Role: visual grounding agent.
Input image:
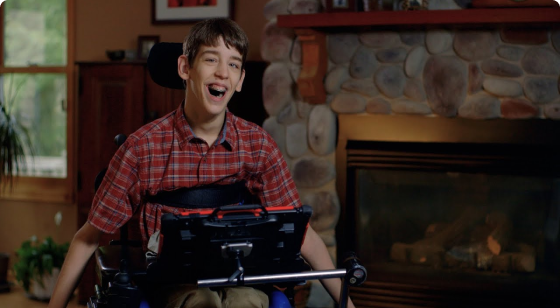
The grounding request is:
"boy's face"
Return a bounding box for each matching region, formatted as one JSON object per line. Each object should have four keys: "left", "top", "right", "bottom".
{"left": 179, "top": 36, "right": 245, "bottom": 118}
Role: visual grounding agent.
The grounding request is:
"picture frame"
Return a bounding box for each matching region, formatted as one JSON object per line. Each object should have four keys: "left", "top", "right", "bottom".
{"left": 325, "top": 0, "right": 358, "bottom": 12}
{"left": 137, "top": 36, "right": 160, "bottom": 60}
{"left": 152, "top": 0, "right": 232, "bottom": 24}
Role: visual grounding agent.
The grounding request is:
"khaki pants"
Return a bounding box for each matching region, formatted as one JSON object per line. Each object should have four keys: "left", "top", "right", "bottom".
{"left": 147, "top": 284, "right": 269, "bottom": 308}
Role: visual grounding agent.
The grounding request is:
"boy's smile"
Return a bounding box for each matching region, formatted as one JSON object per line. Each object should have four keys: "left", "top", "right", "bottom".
{"left": 179, "top": 37, "right": 245, "bottom": 121}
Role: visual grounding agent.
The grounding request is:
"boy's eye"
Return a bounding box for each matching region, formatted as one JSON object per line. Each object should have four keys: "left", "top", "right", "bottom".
{"left": 230, "top": 63, "right": 240, "bottom": 69}
{"left": 205, "top": 58, "right": 217, "bottom": 63}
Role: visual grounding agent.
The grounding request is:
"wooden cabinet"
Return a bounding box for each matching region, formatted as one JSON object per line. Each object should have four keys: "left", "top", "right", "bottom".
{"left": 76, "top": 62, "right": 182, "bottom": 303}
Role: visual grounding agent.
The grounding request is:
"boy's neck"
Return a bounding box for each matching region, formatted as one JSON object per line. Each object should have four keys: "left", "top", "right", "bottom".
{"left": 183, "top": 105, "right": 226, "bottom": 147}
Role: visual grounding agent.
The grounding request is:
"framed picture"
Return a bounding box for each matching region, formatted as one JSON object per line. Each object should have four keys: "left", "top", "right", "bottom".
{"left": 152, "top": 0, "right": 232, "bottom": 24}
{"left": 325, "top": 0, "right": 358, "bottom": 12}
{"left": 137, "top": 36, "right": 160, "bottom": 60}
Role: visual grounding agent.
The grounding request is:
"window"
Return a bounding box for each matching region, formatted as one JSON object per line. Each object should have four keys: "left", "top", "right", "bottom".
{"left": 1, "top": 0, "right": 74, "bottom": 202}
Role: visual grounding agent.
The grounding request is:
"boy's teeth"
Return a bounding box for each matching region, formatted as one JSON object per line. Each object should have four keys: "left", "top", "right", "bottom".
{"left": 209, "top": 85, "right": 226, "bottom": 97}
{"left": 209, "top": 85, "right": 226, "bottom": 92}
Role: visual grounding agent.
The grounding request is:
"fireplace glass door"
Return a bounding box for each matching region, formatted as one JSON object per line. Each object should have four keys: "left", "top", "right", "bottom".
{"left": 341, "top": 141, "right": 560, "bottom": 307}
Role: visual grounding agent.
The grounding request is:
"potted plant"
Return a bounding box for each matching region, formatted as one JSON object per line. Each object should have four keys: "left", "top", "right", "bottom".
{"left": 13, "top": 211, "right": 69, "bottom": 300}
{"left": 12, "top": 235, "right": 69, "bottom": 300}
{"left": 0, "top": 75, "right": 33, "bottom": 189}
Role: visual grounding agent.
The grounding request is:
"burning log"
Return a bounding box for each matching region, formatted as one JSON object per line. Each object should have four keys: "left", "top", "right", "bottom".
{"left": 486, "top": 211, "right": 512, "bottom": 255}
{"left": 492, "top": 242, "right": 536, "bottom": 273}
{"left": 391, "top": 206, "right": 486, "bottom": 267}
{"left": 424, "top": 223, "right": 450, "bottom": 238}
{"left": 445, "top": 242, "right": 494, "bottom": 270}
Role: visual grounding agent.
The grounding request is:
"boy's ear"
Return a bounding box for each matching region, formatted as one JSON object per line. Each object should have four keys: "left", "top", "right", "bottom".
{"left": 235, "top": 69, "right": 245, "bottom": 92}
{"left": 178, "top": 55, "right": 189, "bottom": 81}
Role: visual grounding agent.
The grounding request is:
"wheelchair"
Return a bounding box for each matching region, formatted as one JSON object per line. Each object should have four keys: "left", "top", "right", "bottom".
{"left": 86, "top": 42, "right": 367, "bottom": 308}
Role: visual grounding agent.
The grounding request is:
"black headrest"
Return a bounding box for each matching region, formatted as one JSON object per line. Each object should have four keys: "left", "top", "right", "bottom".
{"left": 147, "top": 42, "right": 185, "bottom": 90}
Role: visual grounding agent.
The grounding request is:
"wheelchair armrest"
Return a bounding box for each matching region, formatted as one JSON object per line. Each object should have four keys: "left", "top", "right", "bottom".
{"left": 95, "top": 245, "right": 148, "bottom": 287}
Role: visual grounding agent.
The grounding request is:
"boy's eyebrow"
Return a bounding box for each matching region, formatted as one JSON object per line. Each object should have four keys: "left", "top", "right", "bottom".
{"left": 200, "top": 50, "right": 242, "bottom": 63}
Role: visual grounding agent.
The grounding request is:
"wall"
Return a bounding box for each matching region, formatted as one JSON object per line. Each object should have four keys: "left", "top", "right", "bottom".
{"left": 75, "top": 0, "right": 269, "bottom": 62}
{"left": 0, "top": 0, "right": 269, "bottom": 269}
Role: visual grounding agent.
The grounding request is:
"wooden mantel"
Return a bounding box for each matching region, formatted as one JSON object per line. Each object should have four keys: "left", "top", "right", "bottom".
{"left": 276, "top": 8, "right": 560, "bottom": 104}
{"left": 277, "top": 8, "right": 560, "bottom": 29}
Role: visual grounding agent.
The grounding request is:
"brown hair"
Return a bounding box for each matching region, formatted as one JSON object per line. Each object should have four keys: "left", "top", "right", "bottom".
{"left": 183, "top": 18, "right": 249, "bottom": 70}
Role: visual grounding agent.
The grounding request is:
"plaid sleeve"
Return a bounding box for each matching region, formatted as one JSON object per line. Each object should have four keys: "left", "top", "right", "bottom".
{"left": 88, "top": 139, "right": 142, "bottom": 234}
{"left": 258, "top": 136, "right": 302, "bottom": 208}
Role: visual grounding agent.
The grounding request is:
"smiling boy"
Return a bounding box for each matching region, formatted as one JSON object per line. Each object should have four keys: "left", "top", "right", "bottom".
{"left": 48, "top": 18, "right": 354, "bottom": 308}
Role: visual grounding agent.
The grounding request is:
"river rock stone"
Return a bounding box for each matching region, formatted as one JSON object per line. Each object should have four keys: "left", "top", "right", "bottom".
{"left": 262, "top": 116, "right": 286, "bottom": 154}
{"left": 544, "top": 103, "right": 560, "bottom": 120}
{"left": 374, "top": 66, "right": 406, "bottom": 98}
{"left": 468, "top": 63, "right": 484, "bottom": 94}
{"left": 481, "top": 59, "right": 523, "bottom": 78}
{"left": 288, "top": 61, "right": 301, "bottom": 83}
{"left": 400, "top": 31, "right": 425, "bottom": 46}
{"left": 500, "top": 28, "right": 548, "bottom": 45}
{"left": 301, "top": 191, "right": 340, "bottom": 232}
{"left": 501, "top": 98, "right": 539, "bottom": 119}
{"left": 350, "top": 46, "right": 378, "bottom": 79}
{"left": 286, "top": 122, "right": 309, "bottom": 158}
{"left": 524, "top": 77, "right": 559, "bottom": 104}
{"left": 288, "top": 0, "right": 321, "bottom": 14}
{"left": 263, "top": 62, "right": 293, "bottom": 116}
{"left": 325, "top": 65, "right": 350, "bottom": 94}
{"left": 297, "top": 99, "right": 313, "bottom": 119}
{"left": 308, "top": 104, "right": 336, "bottom": 156}
{"left": 483, "top": 78, "right": 523, "bottom": 97}
{"left": 426, "top": 29, "right": 453, "bottom": 54}
{"left": 423, "top": 56, "right": 467, "bottom": 117}
{"left": 366, "top": 97, "right": 391, "bottom": 114}
{"left": 405, "top": 46, "right": 427, "bottom": 78}
{"left": 328, "top": 33, "right": 360, "bottom": 64}
{"left": 263, "top": 0, "right": 289, "bottom": 20}
{"left": 277, "top": 101, "right": 299, "bottom": 125}
{"left": 292, "top": 157, "right": 335, "bottom": 188}
{"left": 330, "top": 92, "right": 367, "bottom": 113}
{"left": 521, "top": 47, "right": 560, "bottom": 76}
{"left": 497, "top": 45, "right": 525, "bottom": 61}
{"left": 359, "top": 31, "right": 401, "bottom": 48}
{"left": 291, "top": 38, "right": 302, "bottom": 64}
{"left": 377, "top": 48, "right": 407, "bottom": 63}
{"left": 261, "top": 20, "right": 295, "bottom": 62}
{"left": 392, "top": 99, "right": 432, "bottom": 115}
{"left": 553, "top": 30, "right": 560, "bottom": 53}
{"left": 454, "top": 30, "right": 498, "bottom": 61}
{"left": 458, "top": 93, "right": 500, "bottom": 119}
{"left": 404, "top": 78, "right": 426, "bottom": 102}
{"left": 342, "top": 78, "right": 379, "bottom": 97}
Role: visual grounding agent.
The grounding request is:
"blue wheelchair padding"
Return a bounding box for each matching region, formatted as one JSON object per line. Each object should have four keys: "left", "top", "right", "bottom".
{"left": 270, "top": 290, "right": 292, "bottom": 308}
{"left": 139, "top": 299, "right": 150, "bottom": 308}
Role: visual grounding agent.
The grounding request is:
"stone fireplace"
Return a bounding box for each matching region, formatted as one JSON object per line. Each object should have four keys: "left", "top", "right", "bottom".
{"left": 260, "top": 0, "right": 560, "bottom": 306}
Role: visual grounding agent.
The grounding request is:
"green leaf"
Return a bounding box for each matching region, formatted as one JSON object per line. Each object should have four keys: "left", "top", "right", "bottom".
{"left": 12, "top": 236, "right": 69, "bottom": 292}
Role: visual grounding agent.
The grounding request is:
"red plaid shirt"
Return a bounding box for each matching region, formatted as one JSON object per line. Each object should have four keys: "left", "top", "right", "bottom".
{"left": 88, "top": 103, "right": 301, "bottom": 247}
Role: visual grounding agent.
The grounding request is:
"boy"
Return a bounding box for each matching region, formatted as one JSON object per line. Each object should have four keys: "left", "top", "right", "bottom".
{"left": 48, "top": 18, "right": 355, "bottom": 308}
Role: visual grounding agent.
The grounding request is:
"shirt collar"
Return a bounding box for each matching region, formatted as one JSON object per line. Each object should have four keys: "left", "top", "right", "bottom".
{"left": 174, "top": 102, "right": 236, "bottom": 151}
